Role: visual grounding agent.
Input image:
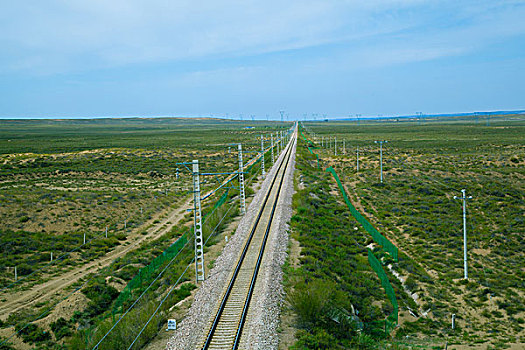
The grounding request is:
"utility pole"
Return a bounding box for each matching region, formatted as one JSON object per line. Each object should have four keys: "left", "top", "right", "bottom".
{"left": 271, "top": 133, "right": 275, "bottom": 164}
{"left": 334, "top": 137, "right": 337, "bottom": 156}
{"left": 277, "top": 132, "right": 281, "bottom": 156}
{"left": 105, "top": 226, "right": 108, "bottom": 238}
{"left": 280, "top": 110, "right": 285, "bottom": 124}
{"left": 191, "top": 160, "right": 205, "bottom": 282}
{"left": 238, "top": 144, "right": 246, "bottom": 215}
{"left": 343, "top": 139, "right": 345, "bottom": 154}
{"left": 374, "top": 141, "right": 388, "bottom": 183}
{"left": 260, "top": 135, "right": 266, "bottom": 177}
{"left": 454, "top": 189, "right": 473, "bottom": 280}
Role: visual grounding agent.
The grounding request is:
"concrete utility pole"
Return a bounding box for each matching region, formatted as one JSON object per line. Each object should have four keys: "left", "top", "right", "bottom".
{"left": 343, "top": 140, "right": 345, "bottom": 154}
{"left": 192, "top": 160, "right": 205, "bottom": 282}
{"left": 277, "top": 133, "right": 280, "bottom": 156}
{"left": 271, "top": 133, "right": 275, "bottom": 164}
{"left": 374, "top": 140, "right": 387, "bottom": 183}
{"left": 105, "top": 226, "right": 108, "bottom": 238}
{"left": 260, "top": 135, "right": 266, "bottom": 177}
{"left": 238, "top": 144, "right": 246, "bottom": 215}
{"left": 334, "top": 137, "right": 337, "bottom": 156}
{"left": 454, "top": 189, "right": 473, "bottom": 280}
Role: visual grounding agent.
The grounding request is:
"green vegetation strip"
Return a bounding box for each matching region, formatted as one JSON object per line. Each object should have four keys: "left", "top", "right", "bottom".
{"left": 325, "top": 166, "right": 398, "bottom": 261}
{"left": 301, "top": 127, "right": 399, "bottom": 335}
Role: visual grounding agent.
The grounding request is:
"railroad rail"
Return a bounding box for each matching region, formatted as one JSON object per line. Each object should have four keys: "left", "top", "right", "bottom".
{"left": 198, "top": 128, "right": 297, "bottom": 350}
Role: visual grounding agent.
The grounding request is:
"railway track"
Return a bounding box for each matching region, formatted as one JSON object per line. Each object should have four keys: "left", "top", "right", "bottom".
{"left": 198, "top": 128, "right": 296, "bottom": 350}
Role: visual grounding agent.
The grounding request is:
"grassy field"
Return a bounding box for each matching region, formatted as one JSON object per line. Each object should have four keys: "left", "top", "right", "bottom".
{"left": 301, "top": 115, "right": 524, "bottom": 348}
{"left": 0, "top": 117, "right": 290, "bottom": 349}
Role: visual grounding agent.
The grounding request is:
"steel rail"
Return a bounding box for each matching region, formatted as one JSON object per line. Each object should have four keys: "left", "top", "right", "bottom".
{"left": 201, "top": 130, "right": 296, "bottom": 350}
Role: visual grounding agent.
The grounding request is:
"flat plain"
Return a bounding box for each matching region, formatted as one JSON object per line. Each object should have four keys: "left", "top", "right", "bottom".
{"left": 296, "top": 115, "right": 524, "bottom": 348}
{"left": 0, "top": 118, "right": 286, "bottom": 349}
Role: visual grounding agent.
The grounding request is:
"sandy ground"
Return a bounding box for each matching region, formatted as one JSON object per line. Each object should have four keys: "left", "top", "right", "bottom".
{"left": 0, "top": 195, "right": 193, "bottom": 334}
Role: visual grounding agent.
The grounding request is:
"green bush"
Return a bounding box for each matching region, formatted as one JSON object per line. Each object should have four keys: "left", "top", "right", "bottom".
{"left": 405, "top": 274, "right": 417, "bottom": 292}
{"left": 14, "top": 323, "right": 51, "bottom": 344}
{"left": 50, "top": 317, "right": 73, "bottom": 340}
{"left": 81, "top": 278, "right": 119, "bottom": 317}
{"left": 291, "top": 329, "right": 339, "bottom": 350}
{"left": 16, "top": 263, "right": 33, "bottom": 276}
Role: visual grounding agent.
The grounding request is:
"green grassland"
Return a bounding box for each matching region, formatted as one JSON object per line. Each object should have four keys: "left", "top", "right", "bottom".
{"left": 0, "top": 118, "right": 287, "bottom": 287}
{"left": 0, "top": 117, "right": 289, "bottom": 349}
{"left": 285, "top": 138, "right": 398, "bottom": 349}
{"left": 302, "top": 115, "right": 524, "bottom": 347}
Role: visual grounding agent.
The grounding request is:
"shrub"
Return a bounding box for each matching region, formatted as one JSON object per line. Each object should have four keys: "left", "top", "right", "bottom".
{"left": 291, "top": 329, "right": 338, "bottom": 350}
{"left": 405, "top": 274, "right": 418, "bottom": 292}
{"left": 16, "top": 263, "right": 33, "bottom": 276}
{"left": 14, "top": 323, "right": 51, "bottom": 344}
{"left": 50, "top": 317, "right": 73, "bottom": 340}
{"left": 81, "top": 278, "right": 119, "bottom": 317}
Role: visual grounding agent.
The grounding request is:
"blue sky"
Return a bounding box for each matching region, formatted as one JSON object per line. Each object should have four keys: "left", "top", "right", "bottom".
{"left": 1, "top": 0, "right": 524, "bottom": 119}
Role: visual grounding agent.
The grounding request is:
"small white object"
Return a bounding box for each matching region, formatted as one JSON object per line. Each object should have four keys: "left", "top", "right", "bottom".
{"left": 225, "top": 236, "right": 228, "bottom": 243}
{"left": 166, "top": 319, "right": 177, "bottom": 331}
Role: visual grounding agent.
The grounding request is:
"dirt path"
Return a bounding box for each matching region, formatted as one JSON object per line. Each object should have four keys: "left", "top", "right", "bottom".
{"left": 0, "top": 195, "right": 193, "bottom": 320}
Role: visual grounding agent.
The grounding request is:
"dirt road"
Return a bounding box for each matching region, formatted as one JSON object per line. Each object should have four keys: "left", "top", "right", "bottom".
{"left": 0, "top": 195, "right": 193, "bottom": 320}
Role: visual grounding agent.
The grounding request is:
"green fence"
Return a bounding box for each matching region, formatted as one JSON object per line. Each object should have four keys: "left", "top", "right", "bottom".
{"left": 299, "top": 128, "right": 399, "bottom": 335}
{"left": 300, "top": 129, "right": 319, "bottom": 167}
{"left": 204, "top": 189, "right": 229, "bottom": 221}
{"left": 112, "top": 232, "right": 189, "bottom": 314}
{"left": 325, "top": 166, "right": 398, "bottom": 261}
{"left": 112, "top": 183, "right": 235, "bottom": 315}
{"left": 368, "top": 249, "right": 399, "bottom": 329}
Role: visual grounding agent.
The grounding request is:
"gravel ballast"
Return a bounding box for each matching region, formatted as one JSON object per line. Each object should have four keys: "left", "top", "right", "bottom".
{"left": 167, "top": 132, "right": 297, "bottom": 350}
{"left": 238, "top": 133, "right": 296, "bottom": 349}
